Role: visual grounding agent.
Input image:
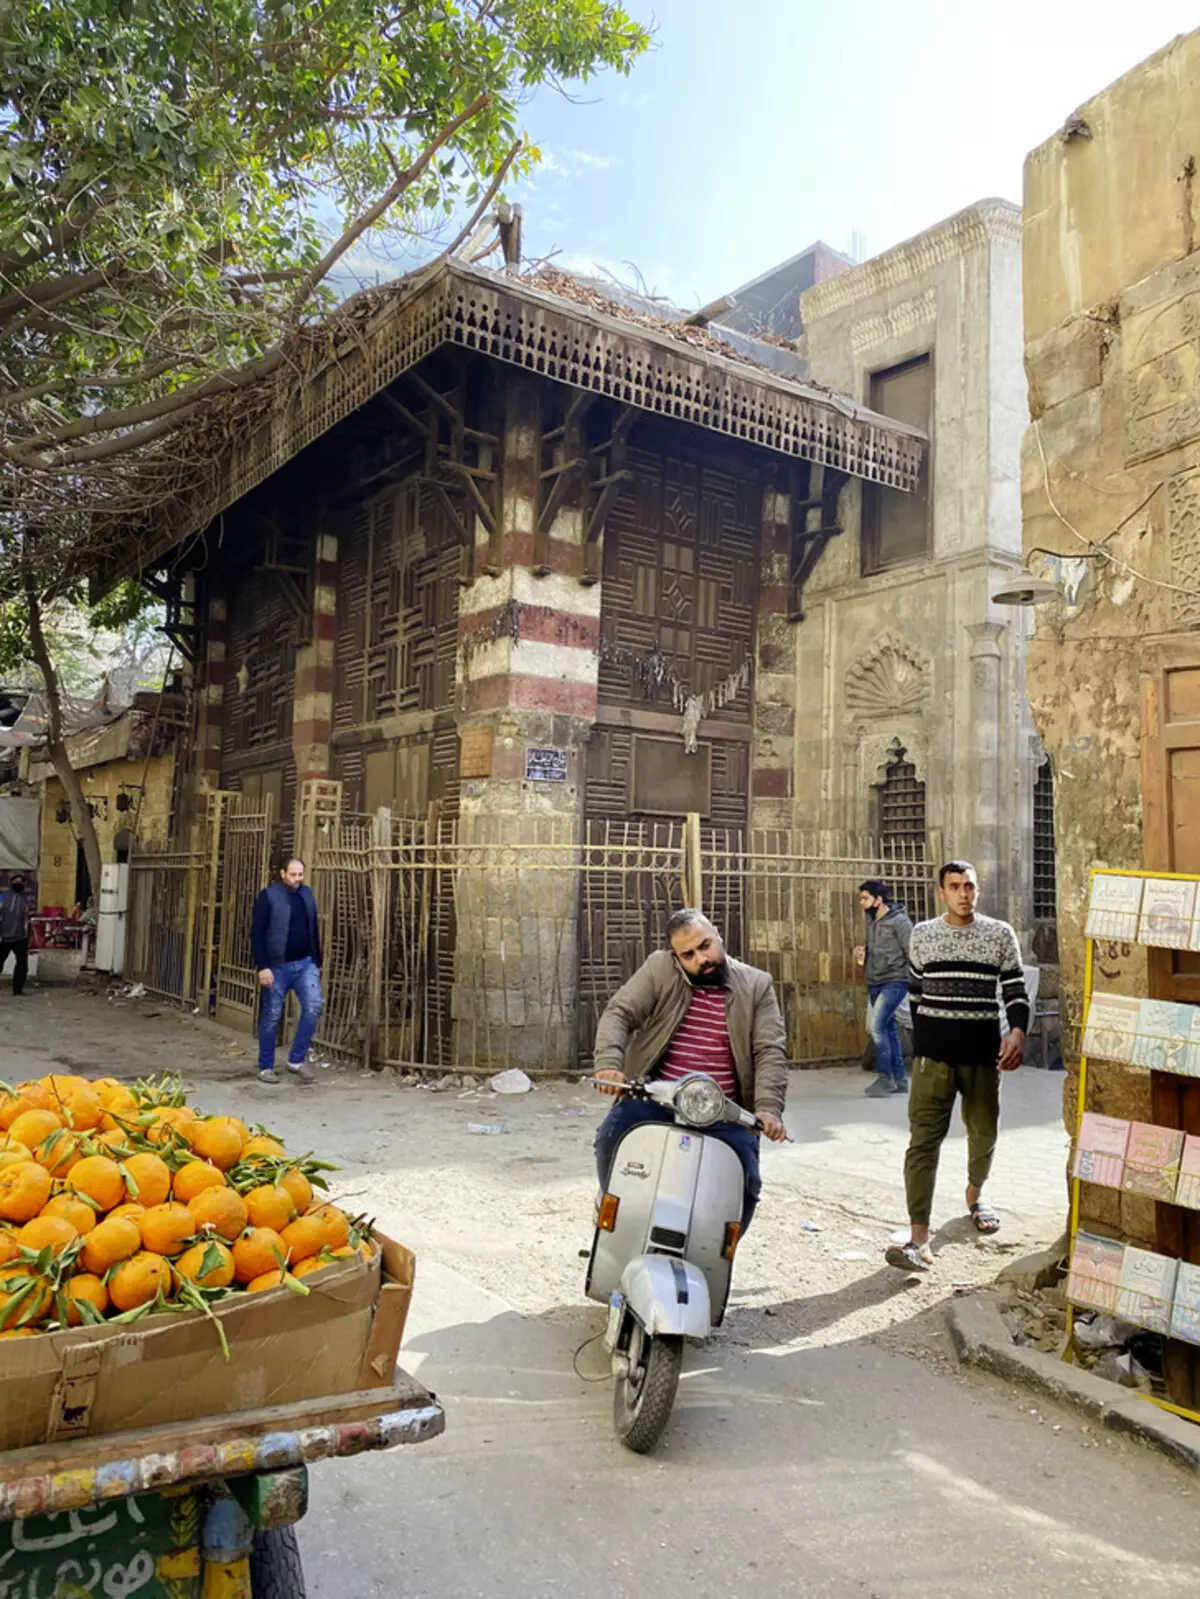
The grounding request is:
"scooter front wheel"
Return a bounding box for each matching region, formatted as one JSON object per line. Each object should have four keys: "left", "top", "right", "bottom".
{"left": 614, "top": 1331, "right": 682, "bottom": 1453}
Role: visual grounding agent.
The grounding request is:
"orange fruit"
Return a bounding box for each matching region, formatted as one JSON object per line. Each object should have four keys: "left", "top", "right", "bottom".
{"left": 187, "top": 1187, "right": 248, "bottom": 1242}
{"left": 246, "top": 1269, "right": 284, "bottom": 1293}
{"left": 243, "top": 1135, "right": 286, "bottom": 1159}
{"left": 0, "top": 1327, "right": 39, "bottom": 1338}
{"left": 81, "top": 1215, "right": 142, "bottom": 1275}
{"left": 232, "top": 1227, "right": 286, "bottom": 1285}
{"left": 94, "top": 1128, "right": 133, "bottom": 1156}
{"left": 108, "top": 1202, "right": 145, "bottom": 1225}
{"left": 0, "top": 1084, "right": 52, "bottom": 1130}
{"left": 0, "top": 1134, "right": 31, "bottom": 1171}
{"left": 0, "top": 1265, "right": 53, "bottom": 1329}
{"left": 244, "top": 1185, "right": 296, "bottom": 1233}
{"left": 290, "top": 1255, "right": 331, "bottom": 1279}
{"left": 138, "top": 1203, "right": 196, "bottom": 1258}
{"left": 145, "top": 1105, "right": 198, "bottom": 1148}
{"left": 307, "top": 1204, "right": 350, "bottom": 1250}
{"left": 172, "top": 1160, "right": 227, "bottom": 1204}
{"left": 8, "top": 1109, "right": 62, "bottom": 1150}
{"left": 174, "top": 1240, "right": 235, "bottom": 1289}
{"left": 32, "top": 1129, "right": 81, "bottom": 1179}
{"left": 98, "top": 1085, "right": 139, "bottom": 1130}
{"left": 279, "top": 1214, "right": 326, "bottom": 1264}
{"left": 278, "top": 1169, "right": 313, "bottom": 1214}
{"left": 0, "top": 1162, "right": 52, "bottom": 1224}
{"left": 0, "top": 1228, "right": 19, "bottom": 1267}
{"left": 67, "top": 1155, "right": 126, "bottom": 1213}
{"left": 109, "top": 1252, "right": 172, "bottom": 1312}
{"left": 16, "top": 1215, "right": 78, "bottom": 1256}
{"left": 41, "top": 1193, "right": 98, "bottom": 1234}
{"left": 60, "top": 1084, "right": 103, "bottom": 1131}
{"left": 189, "top": 1118, "right": 245, "bottom": 1171}
{"left": 120, "top": 1153, "right": 171, "bottom": 1209}
{"left": 66, "top": 1274, "right": 109, "bottom": 1324}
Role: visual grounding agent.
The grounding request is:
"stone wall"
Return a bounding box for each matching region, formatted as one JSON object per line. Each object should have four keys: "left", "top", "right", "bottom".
{"left": 1021, "top": 27, "right": 1200, "bottom": 1237}
{"left": 797, "top": 201, "right": 1038, "bottom": 936}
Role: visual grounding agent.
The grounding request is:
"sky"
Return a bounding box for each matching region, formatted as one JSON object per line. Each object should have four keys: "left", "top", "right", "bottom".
{"left": 502, "top": 0, "right": 1200, "bottom": 310}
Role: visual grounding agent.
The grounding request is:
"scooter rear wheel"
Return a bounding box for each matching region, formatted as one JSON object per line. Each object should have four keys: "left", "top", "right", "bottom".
{"left": 614, "top": 1332, "right": 682, "bottom": 1453}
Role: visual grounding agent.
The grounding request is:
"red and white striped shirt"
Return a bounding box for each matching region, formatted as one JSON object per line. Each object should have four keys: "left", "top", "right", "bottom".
{"left": 658, "top": 986, "right": 738, "bottom": 1097}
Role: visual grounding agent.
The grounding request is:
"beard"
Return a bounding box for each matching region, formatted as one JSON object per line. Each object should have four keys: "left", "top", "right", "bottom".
{"left": 688, "top": 958, "right": 729, "bottom": 988}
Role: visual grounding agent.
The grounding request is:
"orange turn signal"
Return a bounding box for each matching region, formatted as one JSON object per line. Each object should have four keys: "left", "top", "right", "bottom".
{"left": 722, "top": 1221, "right": 741, "bottom": 1261}
{"left": 598, "top": 1193, "right": 620, "bottom": 1232}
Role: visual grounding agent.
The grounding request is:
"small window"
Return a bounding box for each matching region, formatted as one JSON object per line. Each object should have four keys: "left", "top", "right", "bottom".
{"left": 863, "top": 355, "right": 932, "bottom": 573}
{"left": 630, "top": 737, "right": 711, "bottom": 817}
{"left": 875, "top": 739, "right": 932, "bottom": 920}
{"left": 1033, "top": 758, "right": 1058, "bottom": 924}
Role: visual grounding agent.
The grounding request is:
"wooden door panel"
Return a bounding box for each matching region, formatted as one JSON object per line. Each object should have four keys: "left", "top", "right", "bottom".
{"left": 1142, "top": 638, "right": 1200, "bottom": 1406}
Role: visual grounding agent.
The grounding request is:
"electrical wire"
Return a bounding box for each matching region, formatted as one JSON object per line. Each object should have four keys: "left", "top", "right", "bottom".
{"left": 1033, "top": 420, "right": 1200, "bottom": 599}
{"left": 572, "top": 1329, "right": 612, "bottom": 1383}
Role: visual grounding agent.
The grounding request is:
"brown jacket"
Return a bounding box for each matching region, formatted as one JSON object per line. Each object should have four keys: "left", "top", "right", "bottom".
{"left": 593, "top": 950, "right": 789, "bottom": 1116}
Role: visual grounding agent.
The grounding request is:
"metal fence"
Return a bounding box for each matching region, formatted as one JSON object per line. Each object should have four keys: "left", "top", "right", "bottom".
{"left": 127, "top": 780, "right": 934, "bottom": 1074}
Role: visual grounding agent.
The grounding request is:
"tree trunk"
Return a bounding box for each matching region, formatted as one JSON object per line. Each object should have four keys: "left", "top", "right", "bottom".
{"left": 24, "top": 574, "right": 105, "bottom": 905}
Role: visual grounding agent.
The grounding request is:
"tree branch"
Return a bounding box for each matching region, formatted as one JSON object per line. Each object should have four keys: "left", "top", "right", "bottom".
{"left": 287, "top": 91, "right": 492, "bottom": 320}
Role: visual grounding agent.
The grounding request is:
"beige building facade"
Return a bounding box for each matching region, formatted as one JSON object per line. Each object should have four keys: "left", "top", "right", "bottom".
{"left": 796, "top": 202, "right": 1044, "bottom": 940}
{"left": 1022, "top": 28, "right": 1200, "bottom": 1187}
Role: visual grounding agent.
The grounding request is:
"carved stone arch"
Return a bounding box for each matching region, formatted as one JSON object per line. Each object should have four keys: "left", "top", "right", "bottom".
{"left": 844, "top": 633, "right": 931, "bottom": 720}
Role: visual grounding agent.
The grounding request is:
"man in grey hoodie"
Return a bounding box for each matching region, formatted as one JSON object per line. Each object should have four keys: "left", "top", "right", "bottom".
{"left": 855, "top": 880, "right": 913, "bottom": 1097}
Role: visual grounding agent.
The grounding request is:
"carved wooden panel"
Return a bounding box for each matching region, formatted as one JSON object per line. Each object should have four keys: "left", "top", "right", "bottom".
{"left": 222, "top": 569, "right": 297, "bottom": 758}
{"left": 334, "top": 474, "right": 461, "bottom": 730}
{"left": 598, "top": 444, "right": 758, "bottom": 721}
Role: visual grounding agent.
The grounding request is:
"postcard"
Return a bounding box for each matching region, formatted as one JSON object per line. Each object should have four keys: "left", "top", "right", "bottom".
{"left": 1174, "top": 1134, "right": 1200, "bottom": 1210}
{"left": 1170, "top": 1261, "right": 1200, "bottom": 1346}
{"left": 1132, "top": 999, "right": 1197, "bottom": 1076}
{"left": 1066, "top": 1231, "right": 1125, "bottom": 1313}
{"left": 1072, "top": 1113, "right": 1131, "bottom": 1189}
{"left": 1138, "top": 878, "right": 1198, "bottom": 950}
{"left": 1081, "top": 992, "right": 1141, "bottom": 1064}
{"left": 1085, "top": 874, "right": 1145, "bottom": 942}
{"left": 1122, "top": 1121, "right": 1185, "bottom": 1200}
{"left": 1116, "top": 1245, "right": 1179, "bottom": 1334}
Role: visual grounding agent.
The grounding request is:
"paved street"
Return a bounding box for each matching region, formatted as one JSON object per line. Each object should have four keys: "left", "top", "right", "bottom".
{"left": 5, "top": 985, "right": 1196, "bottom": 1599}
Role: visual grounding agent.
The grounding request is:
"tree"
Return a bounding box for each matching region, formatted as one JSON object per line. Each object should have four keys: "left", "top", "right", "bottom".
{"left": 0, "top": 0, "right": 649, "bottom": 895}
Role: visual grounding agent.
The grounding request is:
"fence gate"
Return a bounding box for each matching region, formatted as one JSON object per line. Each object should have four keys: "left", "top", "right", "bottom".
{"left": 214, "top": 792, "right": 274, "bottom": 1033}
{"left": 126, "top": 793, "right": 223, "bottom": 1007}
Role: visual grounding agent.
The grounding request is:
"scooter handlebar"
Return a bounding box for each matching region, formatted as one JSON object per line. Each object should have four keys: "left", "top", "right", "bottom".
{"left": 584, "top": 1075, "right": 767, "bottom": 1132}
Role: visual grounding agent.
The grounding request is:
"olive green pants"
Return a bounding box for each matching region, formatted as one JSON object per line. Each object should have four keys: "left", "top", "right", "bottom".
{"left": 904, "top": 1057, "right": 1001, "bottom": 1227}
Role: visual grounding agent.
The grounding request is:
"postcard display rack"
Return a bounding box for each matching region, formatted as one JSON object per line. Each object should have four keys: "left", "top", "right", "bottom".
{"left": 1068, "top": 868, "right": 1200, "bottom": 1421}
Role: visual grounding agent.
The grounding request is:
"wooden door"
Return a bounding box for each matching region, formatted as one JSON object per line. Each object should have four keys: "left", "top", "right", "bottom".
{"left": 1142, "top": 637, "right": 1200, "bottom": 1404}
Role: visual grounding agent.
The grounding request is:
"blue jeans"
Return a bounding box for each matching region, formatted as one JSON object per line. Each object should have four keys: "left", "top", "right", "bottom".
{"left": 867, "top": 981, "right": 908, "bottom": 1085}
{"left": 257, "top": 957, "right": 324, "bottom": 1070}
{"left": 594, "top": 1097, "right": 763, "bottom": 1232}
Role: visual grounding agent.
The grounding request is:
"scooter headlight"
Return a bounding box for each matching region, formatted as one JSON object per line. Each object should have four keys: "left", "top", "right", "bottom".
{"left": 673, "top": 1075, "right": 728, "bottom": 1128}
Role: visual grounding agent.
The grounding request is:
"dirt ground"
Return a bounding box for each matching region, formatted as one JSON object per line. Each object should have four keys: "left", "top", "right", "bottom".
{"left": 3, "top": 979, "right": 1070, "bottom": 1372}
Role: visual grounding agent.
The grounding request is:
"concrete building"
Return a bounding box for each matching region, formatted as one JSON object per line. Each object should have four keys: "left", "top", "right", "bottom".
{"left": 1021, "top": 27, "right": 1200, "bottom": 1408}
{"left": 793, "top": 200, "right": 1046, "bottom": 943}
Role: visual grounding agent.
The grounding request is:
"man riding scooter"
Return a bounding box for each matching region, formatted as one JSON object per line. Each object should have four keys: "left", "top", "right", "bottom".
{"left": 593, "top": 909, "right": 789, "bottom": 1228}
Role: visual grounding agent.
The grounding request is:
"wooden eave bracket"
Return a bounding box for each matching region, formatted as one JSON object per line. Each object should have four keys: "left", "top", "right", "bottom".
{"left": 787, "top": 465, "right": 847, "bottom": 622}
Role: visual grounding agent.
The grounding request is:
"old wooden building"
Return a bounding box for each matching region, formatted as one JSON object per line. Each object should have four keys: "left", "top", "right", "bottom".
{"left": 112, "top": 260, "right": 924, "bottom": 1068}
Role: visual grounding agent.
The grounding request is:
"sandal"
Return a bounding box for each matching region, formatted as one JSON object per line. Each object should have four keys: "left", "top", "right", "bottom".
{"left": 970, "top": 1202, "right": 1001, "bottom": 1234}
{"left": 885, "top": 1241, "right": 932, "bottom": 1272}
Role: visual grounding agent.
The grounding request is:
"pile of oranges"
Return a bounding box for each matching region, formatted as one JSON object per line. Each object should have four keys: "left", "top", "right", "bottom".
{"left": 0, "top": 1072, "right": 371, "bottom": 1344}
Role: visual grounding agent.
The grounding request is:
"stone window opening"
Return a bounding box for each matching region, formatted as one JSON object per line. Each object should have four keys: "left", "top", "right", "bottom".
{"left": 873, "top": 737, "right": 932, "bottom": 921}
{"left": 1033, "top": 756, "right": 1059, "bottom": 961}
{"left": 862, "top": 353, "right": 932, "bottom": 574}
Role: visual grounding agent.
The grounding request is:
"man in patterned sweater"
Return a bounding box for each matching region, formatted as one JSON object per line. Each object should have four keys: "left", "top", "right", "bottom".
{"left": 885, "top": 861, "right": 1029, "bottom": 1273}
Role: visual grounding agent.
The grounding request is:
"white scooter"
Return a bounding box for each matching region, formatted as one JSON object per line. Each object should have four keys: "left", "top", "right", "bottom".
{"left": 584, "top": 1073, "right": 762, "bottom": 1453}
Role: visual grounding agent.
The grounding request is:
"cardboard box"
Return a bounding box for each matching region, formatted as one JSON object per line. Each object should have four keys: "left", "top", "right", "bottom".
{"left": 0, "top": 1232, "right": 414, "bottom": 1453}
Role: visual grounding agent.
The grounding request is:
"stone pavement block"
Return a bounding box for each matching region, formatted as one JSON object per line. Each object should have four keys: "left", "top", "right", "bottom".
{"left": 949, "top": 1293, "right": 1200, "bottom": 1473}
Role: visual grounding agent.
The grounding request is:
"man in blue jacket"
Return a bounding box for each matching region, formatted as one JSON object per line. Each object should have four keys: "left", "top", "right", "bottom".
{"left": 250, "top": 856, "right": 323, "bottom": 1088}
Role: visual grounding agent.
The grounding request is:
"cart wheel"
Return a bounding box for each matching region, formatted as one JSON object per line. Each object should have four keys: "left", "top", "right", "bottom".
{"left": 250, "top": 1526, "right": 307, "bottom": 1599}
